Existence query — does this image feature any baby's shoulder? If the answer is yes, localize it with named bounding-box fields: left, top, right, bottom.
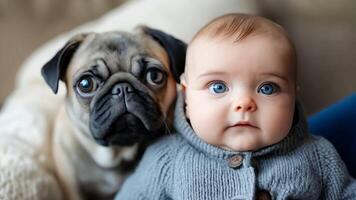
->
left=306, top=135, right=339, bottom=156
left=143, top=133, right=186, bottom=162
left=300, top=135, right=344, bottom=169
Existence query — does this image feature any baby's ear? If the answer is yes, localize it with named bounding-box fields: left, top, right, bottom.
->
left=180, top=73, right=187, bottom=91
left=180, top=73, right=189, bottom=118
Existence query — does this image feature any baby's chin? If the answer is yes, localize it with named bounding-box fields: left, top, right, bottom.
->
left=219, top=144, right=257, bottom=152
left=219, top=139, right=266, bottom=152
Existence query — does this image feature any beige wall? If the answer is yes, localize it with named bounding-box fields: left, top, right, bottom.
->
left=0, top=0, right=125, bottom=105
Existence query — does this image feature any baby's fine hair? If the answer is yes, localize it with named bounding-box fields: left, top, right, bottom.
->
left=191, top=13, right=292, bottom=43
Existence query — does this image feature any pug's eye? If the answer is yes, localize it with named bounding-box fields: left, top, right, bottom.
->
left=145, top=68, right=166, bottom=86
left=76, top=75, right=99, bottom=95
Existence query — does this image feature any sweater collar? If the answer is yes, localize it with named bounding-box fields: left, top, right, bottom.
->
left=173, top=91, right=309, bottom=160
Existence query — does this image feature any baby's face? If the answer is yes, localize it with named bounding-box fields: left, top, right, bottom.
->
left=183, top=35, right=296, bottom=151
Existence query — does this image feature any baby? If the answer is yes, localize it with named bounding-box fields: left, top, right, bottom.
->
left=116, top=14, right=356, bottom=200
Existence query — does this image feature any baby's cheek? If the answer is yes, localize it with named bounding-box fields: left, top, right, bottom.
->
left=266, top=108, right=294, bottom=142
left=190, top=108, right=222, bottom=141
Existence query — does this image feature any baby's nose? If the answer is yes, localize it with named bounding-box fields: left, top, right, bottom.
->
left=234, top=97, right=257, bottom=112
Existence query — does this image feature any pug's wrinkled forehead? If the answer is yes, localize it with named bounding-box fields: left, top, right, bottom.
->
left=67, top=31, right=170, bottom=84
left=41, top=27, right=186, bottom=95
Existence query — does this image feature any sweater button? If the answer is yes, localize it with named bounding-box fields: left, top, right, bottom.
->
left=256, top=189, right=271, bottom=200
left=228, top=154, right=243, bottom=168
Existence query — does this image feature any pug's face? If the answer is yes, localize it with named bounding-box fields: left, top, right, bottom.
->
left=42, top=27, right=186, bottom=146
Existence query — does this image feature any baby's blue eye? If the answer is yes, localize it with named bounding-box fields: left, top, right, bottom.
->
left=258, top=83, right=278, bottom=95
left=209, top=82, right=228, bottom=94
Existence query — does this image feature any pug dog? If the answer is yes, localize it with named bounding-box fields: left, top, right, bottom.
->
left=41, top=26, right=186, bottom=200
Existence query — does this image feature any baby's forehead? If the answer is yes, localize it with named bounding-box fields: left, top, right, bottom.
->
left=188, top=31, right=295, bottom=65
left=185, top=34, right=297, bottom=83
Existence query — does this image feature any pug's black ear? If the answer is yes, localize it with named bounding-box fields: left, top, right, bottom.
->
left=41, top=33, right=88, bottom=94
left=142, top=26, right=187, bottom=83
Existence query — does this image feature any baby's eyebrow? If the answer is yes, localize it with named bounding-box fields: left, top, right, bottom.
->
left=197, top=71, right=227, bottom=79
left=261, top=72, right=289, bottom=83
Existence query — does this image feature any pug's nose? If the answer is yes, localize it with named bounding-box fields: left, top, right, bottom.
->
left=112, top=82, right=133, bottom=96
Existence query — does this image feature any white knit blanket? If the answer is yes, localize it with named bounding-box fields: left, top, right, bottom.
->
left=0, top=1, right=257, bottom=199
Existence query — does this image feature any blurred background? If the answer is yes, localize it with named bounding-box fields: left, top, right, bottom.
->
left=0, top=0, right=355, bottom=114
left=0, top=0, right=125, bottom=105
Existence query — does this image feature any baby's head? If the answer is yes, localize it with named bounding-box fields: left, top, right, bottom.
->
left=181, top=13, right=298, bottom=151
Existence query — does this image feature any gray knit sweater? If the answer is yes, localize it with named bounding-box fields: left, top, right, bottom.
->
left=115, top=93, right=356, bottom=200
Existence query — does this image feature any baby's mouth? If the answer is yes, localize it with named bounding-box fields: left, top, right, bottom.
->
left=230, top=121, right=258, bottom=129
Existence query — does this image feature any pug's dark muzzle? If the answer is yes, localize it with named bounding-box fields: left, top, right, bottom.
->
left=90, top=81, right=166, bottom=146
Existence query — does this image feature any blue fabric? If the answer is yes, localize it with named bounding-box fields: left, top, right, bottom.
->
left=308, top=93, right=356, bottom=178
